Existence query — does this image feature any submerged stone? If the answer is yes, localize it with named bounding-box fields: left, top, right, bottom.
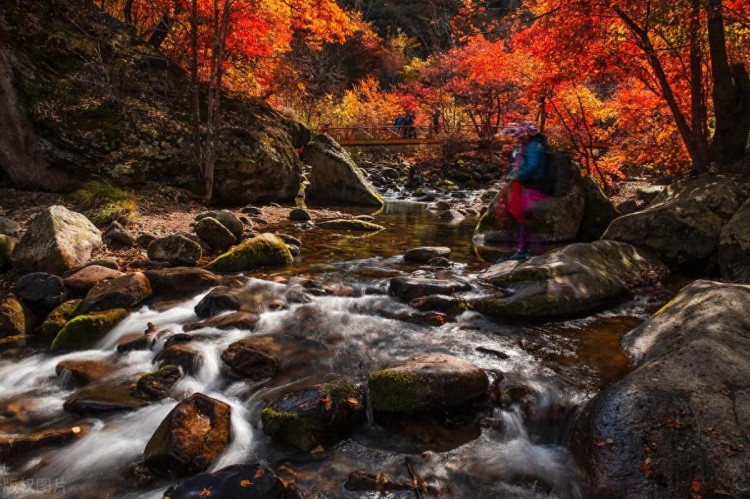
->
left=403, top=247, right=451, bottom=263
left=389, top=277, right=471, bottom=302
left=317, top=219, right=385, bottom=232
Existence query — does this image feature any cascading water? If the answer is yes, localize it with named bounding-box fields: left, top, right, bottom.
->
left=0, top=200, right=656, bottom=498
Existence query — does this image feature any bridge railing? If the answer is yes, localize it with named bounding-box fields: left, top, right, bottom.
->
left=325, top=126, right=437, bottom=142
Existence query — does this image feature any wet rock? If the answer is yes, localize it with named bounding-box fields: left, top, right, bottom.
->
left=15, top=272, right=65, bottom=315
left=78, top=272, right=152, bottom=313
left=136, top=233, right=157, bottom=249
left=154, top=344, right=203, bottom=375
left=287, top=244, right=300, bottom=257
left=184, top=311, right=260, bottom=332
left=604, top=174, right=748, bottom=269
left=439, top=209, right=464, bottom=221
left=242, top=206, right=264, bottom=217
left=718, top=198, right=750, bottom=282
left=251, top=217, right=269, bottom=226
left=403, top=246, right=451, bottom=263
left=432, top=200, right=451, bottom=211
left=64, top=380, right=150, bottom=415
left=63, top=265, right=125, bottom=294
left=636, top=184, right=666, bottom=204
left=41, top=299, right=81, bottom=338
left=578, top=176, right=620, bottom=240
left=301, top=134, right=383, bottom=206
left=277, top=234, right=302, bottom=247
left=194, top=286, right=261, bottom=318
left=572, top=280, right=750, bottom=498
left=0, top=234, right=16, bottom=268
left=409, top=295, right=466, bottom=316
left=56, top=359, right=118, bottom=387
left=428, top=257, right=452, bottom=268
left=615, top=199, right=640, bottom=215
left=163, top=464, right=285, bottom=499
left=0, top=216, right=20, bottom=236
left=104, top=221, right=135, bottom=247
left=355, top=214, right=375, bottom=222
left=0, top=298, right=25, bottom=337
left=194, top=217, right=236, bottom=252
left=147, top=234, right=202, bottom=266
left=143, top=267, right=219, bottom=298
left=50, top=308, right=129, bottom=352
left=133, top=365, right=182, bottom=400
left=389, top=277, right=471, bottom=302
left=368, top=353, right=488, bottom=413
left=144, top=393, right=232, bottom=477
left=0, top=424, right=92, bottom=460
left=474, top=156, right=584, bottom=243
left=221, top=336, right=279, bottom=380
left=11, top=206, right=103, bottom=275
left=214, top=210, right=244, bottom=239
left=317, top=219, right=385, bottom=232
left=471, top=240, right=667, bottom=319
left=207, top=233, right=293, bottom=273
left=289, top=208, right=312, bottom=221
left=261, top=380, right=365, bottom=450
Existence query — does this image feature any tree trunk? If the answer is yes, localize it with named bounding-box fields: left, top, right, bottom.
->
left=690, top=0, right=711, bottom=168
left=148, top=0, right=183, bottom=49
left=124, top=0, right=134, bottom=25
left=707, top=0, right=750, bottom=165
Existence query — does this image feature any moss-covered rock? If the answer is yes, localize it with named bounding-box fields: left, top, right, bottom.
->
left=261, top=380, right=365, bottom=451
left=133, top=365, right=182, bottom=400
left=368, top=353, right=488, bottom=413
left=50, top=308, right=128, bottom=352
left=317, top=219, right=385, bottom=232
left=0, top=298, right=26, bottom=337
left=207, top=233, right=293, bottom=273
left=471, top=240, right=667, bottom=319
left=42, top=299, right=82, bottom=339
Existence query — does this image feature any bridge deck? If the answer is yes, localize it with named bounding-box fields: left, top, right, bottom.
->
left=336, top=138, right=444, bottom=146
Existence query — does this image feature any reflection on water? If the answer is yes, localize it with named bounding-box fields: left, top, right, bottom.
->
left=0, top=200, right=657, bottom=498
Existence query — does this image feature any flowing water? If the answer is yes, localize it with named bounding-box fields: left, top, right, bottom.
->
left=0, top=198, right=671, bottom=498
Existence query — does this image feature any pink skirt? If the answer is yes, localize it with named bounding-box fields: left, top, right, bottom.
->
left=507, top=180, right=546, bottom=223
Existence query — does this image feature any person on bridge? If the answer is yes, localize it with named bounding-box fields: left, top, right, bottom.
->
left=405, top=112, right=416, bottom=138
left=394, top=115, right=405, bottom=138
left=431, top=112, right=441, bottom=136
left=501, top=122, right=550, bottom=260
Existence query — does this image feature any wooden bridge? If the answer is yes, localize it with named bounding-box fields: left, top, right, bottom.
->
left=324, top=126, right=454, bottom=146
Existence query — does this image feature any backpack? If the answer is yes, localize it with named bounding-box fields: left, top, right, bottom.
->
left=521, top=135, right=557, bottom=196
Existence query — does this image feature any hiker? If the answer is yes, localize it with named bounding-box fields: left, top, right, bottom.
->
left=405, top=112, right=416, bottom=138
left=395, top=115, right=406, bottom=138
left=502, top=122, right=552, bottom=260
left=431, top=112, right=441, bottom=135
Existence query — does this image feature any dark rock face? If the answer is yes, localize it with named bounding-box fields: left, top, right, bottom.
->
left=15, top=272, right=66, bottom=315
left=11, top=206, right=102, bottom=276
left=368, top=353, right=488, bottom=413
left=578, top=176, right=619, bottom=240
left=301, top=134, right=383, bottom=206
left=143, top=267, right=219, bottom=298
left=604, top=174, right=748, bottom=269
left=79, top=272, right=152, bottom=313
left=572, top=281, right=750, bottom=499
left=718, top=198, right=750, bottom=282
left=144, top=393, right=232, bottom=477
left=389, top=277, right=471, bottom=302
left=261, top=380, right=365, bottom=450
left=163, top=464, right=285, bottom=499
left=471, top=240, right=667, bottom=319
left=221, top=336, right=280, bottom=380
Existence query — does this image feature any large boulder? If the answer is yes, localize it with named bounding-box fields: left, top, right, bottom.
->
left=301, top=134, right=384, bottom=206
left=718, top=198, right=750, bottom=282
left=578, top=176, right=619, bottom=240
left=147, top=235, right=202, bottom=266
left=78, top=272, right=152, bottom=313
left=604, top=174, right=748, bottom=269
left=261, top=380, right=365, bottom=450
left=573, top=281, right=750, bottom=498
left=11, top=206, right=102, bottom=275
left=474, top=155, right=584, bottom=243
left=144, top=393, right=232, bottom=477
left=471, top=240, right=667, bottom=319
left=194, top=217, right=236, bottom=252
left=368, top=353, right=488, bottom=413
left=207, top=233, right=293, bottom=273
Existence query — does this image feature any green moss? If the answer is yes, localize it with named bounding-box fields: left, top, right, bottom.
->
left=0, top=298, right=26, bottom=337
left=70, top=178, right=138, bottom=226
left=260, top=406, right=318, bottom=451
left=42, top=299, right=82, bottom=339
left=51, top=309, right=129, bottom=353
left=368, top=369, right=428, bottom=413
left=208, top=233, right=293, bottom=273
left=317, top=219, right=385, bottom=232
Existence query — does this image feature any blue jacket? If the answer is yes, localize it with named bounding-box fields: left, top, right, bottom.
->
left=517, top=137, right=544, bottom=184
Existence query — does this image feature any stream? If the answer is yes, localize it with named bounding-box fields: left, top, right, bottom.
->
left=0, top=198, right=672, bottom=498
